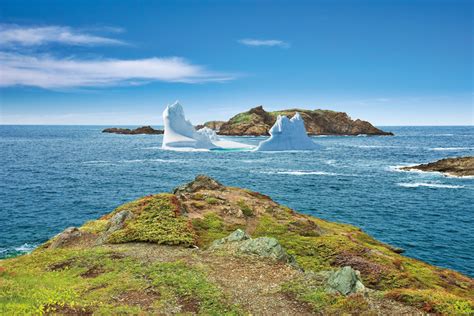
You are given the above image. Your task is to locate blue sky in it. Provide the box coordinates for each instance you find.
[0,0,472,125]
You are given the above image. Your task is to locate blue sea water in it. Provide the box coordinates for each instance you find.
[0,125,473,277]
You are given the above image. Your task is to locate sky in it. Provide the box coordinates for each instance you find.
[0,0,472,126]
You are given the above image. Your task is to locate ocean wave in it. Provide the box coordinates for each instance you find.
[429,147,474,151]
[0,243,38,256]
[397,182,464,189]
[259,170,345,176]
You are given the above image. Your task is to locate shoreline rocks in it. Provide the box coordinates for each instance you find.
[102,126,163,135]
[400,156,474,177]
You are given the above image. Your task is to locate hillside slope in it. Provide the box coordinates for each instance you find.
[1,176,472,315]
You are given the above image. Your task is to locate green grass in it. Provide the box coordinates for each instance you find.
[192,213,244,247]
[0,247,241,315]
[237,200,253,217]
[386,289,474,315]
[106,194,196,246]
[205,197,220,205]
[147,261,241,314]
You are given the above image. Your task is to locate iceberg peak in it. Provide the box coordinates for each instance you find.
[162,101,217,150]
[162,101,254,151]
[255,112,320,151]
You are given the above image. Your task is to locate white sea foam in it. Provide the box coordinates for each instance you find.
[429,147,474,151]
[14,243,37,252]
[259,170,343,176]
[397,182,464,189]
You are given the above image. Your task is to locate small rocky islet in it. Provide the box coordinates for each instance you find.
[102,126,163,135]
[1,175,472,315]
[400,156,474,177]
[197,106,393,136]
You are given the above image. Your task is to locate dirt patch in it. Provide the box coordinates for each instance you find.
[179,296,200,313]
[80,265,106,278]
[44,304,93,315]
[114,289,160,309]
[202,255,314,316]
[48,258,76,271]
[108,252,126,260]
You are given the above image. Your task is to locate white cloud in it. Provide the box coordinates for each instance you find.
[0,52,234,88]
[238,38,289,48]
[0,24,125,47]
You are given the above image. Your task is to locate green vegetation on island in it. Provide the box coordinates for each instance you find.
[199,106,393,136]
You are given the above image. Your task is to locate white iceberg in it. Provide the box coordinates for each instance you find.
[162,101,253,151]
[255,113,319,151]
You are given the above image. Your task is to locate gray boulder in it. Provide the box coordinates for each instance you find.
[173,175,223,194]
[210,229,297,267]
[326,266,365,295]
[96,210,132,245]
[210,229,250,248]
[49,227,82,249]
[238,237,288,261]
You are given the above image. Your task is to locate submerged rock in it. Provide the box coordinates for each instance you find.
[326,266,365,295]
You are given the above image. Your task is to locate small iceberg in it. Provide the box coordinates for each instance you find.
[162,101,253,151]
[255,113,320,151]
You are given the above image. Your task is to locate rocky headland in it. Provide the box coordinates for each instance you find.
[1,176,472,315]
[400,156,474,177]
[102,126,164,135]
[199,106,393,136]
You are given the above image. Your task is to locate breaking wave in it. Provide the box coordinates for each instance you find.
[397,182,464,189]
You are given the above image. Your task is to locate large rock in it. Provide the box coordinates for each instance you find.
[96,210,133,244]
[49,227,82,249]
[400,156,474,177]
[174,175,223,194]
[210,229,297,266]
[326,266,365,295]
[206,106,393,136]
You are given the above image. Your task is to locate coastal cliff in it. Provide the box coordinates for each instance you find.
[1,176,472,315]
[401,156,474,177]
[200,106,393,136]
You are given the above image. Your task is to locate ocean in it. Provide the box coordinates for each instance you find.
[0,125,473,277]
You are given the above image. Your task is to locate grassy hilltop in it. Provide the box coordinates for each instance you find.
[1,176,472,315]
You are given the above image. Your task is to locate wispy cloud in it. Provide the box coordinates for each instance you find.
[238,38,289,48]
[0,52,234,89]
[0,24,125,47]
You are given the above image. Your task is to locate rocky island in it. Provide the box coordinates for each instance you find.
[102,126,163,135]
[198,106,393,136]
[1,176,472,315]
[401,156,474,177]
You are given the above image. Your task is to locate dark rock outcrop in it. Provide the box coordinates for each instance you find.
[102,126,163,135]
[400,156,474,177]
[203,106,393,136]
